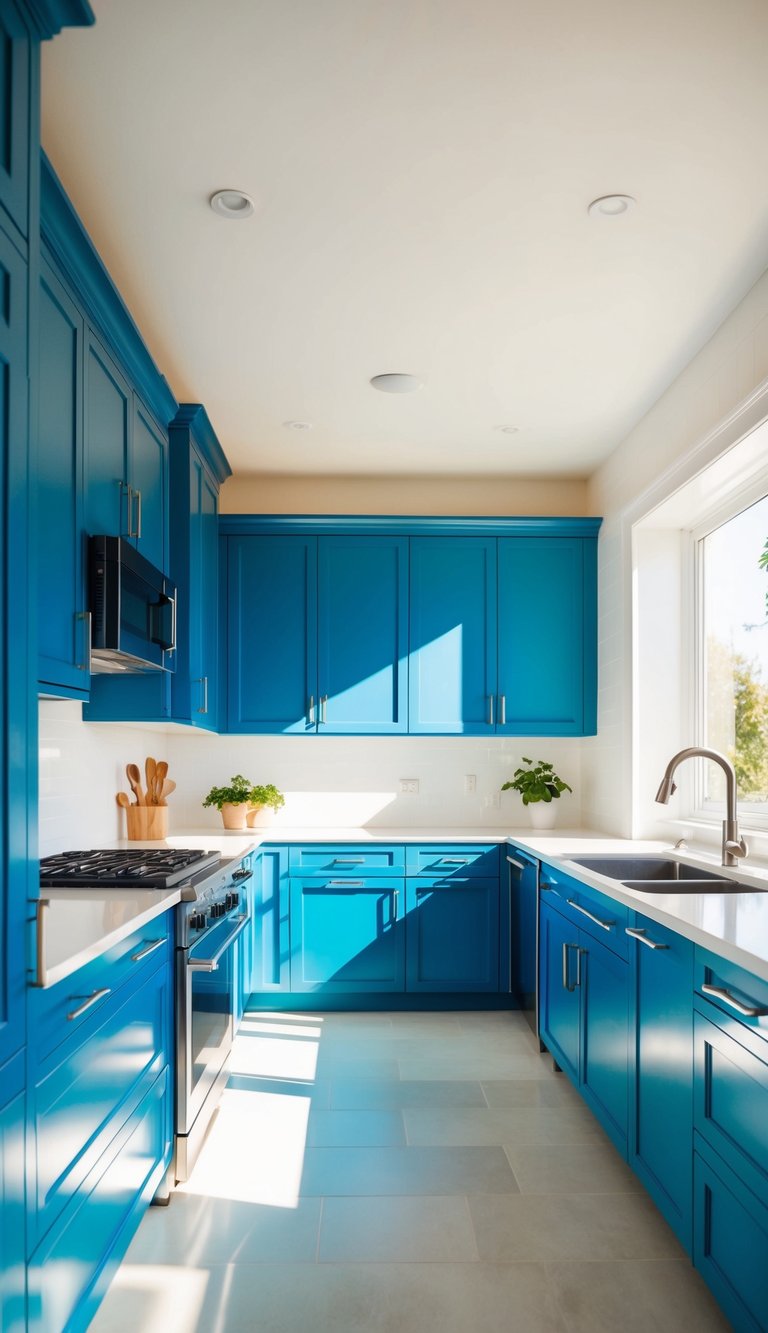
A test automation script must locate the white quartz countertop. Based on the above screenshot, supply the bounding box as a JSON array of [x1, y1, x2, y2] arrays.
[[37, 886, 180, 988]]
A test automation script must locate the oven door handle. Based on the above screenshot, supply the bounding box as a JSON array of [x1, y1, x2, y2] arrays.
[[187, 914, 248, 972]]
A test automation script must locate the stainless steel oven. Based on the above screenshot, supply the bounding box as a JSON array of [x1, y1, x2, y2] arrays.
[[175, 861, 251, 1182]]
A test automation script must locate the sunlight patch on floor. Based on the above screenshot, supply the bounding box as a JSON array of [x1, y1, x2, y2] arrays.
[[95, 1264, 210, 1333], [229, 1029, 320, 1082]]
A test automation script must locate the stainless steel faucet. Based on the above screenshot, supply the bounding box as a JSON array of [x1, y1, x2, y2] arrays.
[[655, 747, 748, 867]]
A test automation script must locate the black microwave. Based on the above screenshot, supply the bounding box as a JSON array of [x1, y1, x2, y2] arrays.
[[88, 536, 177, 674]]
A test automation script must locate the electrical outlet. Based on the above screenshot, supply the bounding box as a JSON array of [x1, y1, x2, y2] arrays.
[[464, 774, 477, 794], [399, 778, 419, 794], [482, 792, 500, 809]]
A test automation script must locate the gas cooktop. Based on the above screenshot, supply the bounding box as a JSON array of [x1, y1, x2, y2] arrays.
[[39, 847, 221, 890]]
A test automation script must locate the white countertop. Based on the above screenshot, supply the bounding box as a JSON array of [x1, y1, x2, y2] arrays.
[[38, 886, 180, 988]]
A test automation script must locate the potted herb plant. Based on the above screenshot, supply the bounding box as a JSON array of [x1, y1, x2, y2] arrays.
[[246, 783, 286, 828], [202, 774, 256, 830], [501, 757, 572, 829]]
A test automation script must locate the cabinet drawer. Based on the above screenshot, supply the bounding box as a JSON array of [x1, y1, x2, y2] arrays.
[[405, 844, 500, 877], [29, 956, 171, 1252], [694, 1136, 768, 1333], [693, 1004, 768, 1194], [30, 917, 171, 1063], [538, 865, 628, 958], [28, 1066, 171, 1333], [288, 845, 404, 875], [695, 947, 768, 1045]]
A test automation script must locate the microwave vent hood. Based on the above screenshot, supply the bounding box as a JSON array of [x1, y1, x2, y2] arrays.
[[89, 535, 177, 675]]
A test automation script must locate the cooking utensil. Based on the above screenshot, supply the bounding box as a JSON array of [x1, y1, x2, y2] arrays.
[[158, 779, 176, 805], [116, 792, 131, 810], [145, 757, 157, 803], [126, 763, 145, 805], [154, 760, 168, 802]]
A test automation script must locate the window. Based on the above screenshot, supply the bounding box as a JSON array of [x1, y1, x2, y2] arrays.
[[697, 492, 768, 818]]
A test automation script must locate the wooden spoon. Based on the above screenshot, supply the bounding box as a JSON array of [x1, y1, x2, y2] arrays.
[[126, 763, 145, 806], [154, 760, 168, 805], [145, 757, 157, 805], [116, 792, 131, 810], [158, 779, 176, 805]]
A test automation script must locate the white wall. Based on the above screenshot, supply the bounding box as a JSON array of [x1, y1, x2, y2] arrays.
[[38, 701, 583, 851]]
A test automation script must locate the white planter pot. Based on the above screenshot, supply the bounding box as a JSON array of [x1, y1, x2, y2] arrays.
[[527, 800, 558, 830]]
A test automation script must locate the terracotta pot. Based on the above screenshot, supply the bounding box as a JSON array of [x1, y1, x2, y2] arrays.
[[220, 802, 249, 830]]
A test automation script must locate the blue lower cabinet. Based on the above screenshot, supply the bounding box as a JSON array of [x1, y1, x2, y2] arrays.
[[539, 898, 580, 1083], [580, 931, 629, 1154], [694, 1136, 768, 1333], [250, 847, 290, 993], [289, 877, 405, 993], [506, 847, 538, 1006], [693, 1001, 768, 1208], [0, 1053, 25, 1333], [628, 915, 694, 1252], [405, 877, 500, 992]]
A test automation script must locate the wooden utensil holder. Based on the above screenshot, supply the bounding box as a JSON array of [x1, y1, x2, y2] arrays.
[[125, 805, 169, 841]]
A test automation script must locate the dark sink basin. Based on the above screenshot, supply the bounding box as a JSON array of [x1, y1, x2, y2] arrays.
[[570, 856, 726, 881], [621, 878, 746, 895]]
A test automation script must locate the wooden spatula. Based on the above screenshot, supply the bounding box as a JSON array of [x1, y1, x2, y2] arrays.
[[126, 763, 145, 805], [158, 779, 176, 805], [145, 757, 157, 805]]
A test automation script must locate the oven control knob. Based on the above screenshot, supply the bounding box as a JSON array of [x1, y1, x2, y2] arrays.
[[190, 912, 204, 931], [233, 867, 250, 880], [213, 902, 226, 918]]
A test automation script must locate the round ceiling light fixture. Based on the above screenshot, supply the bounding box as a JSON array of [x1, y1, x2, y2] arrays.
[[283, 420, 312, 431], [588, 194, 636, 218], [495, 424, 519, 435], [209, 189, 256, 219], [370, 373, 424, 394]]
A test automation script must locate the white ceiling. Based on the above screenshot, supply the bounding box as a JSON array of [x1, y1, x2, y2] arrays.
[[42, 0, 768, 477]]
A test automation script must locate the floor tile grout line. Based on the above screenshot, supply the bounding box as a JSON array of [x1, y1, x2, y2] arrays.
[[315, 1196, 324, 1265]]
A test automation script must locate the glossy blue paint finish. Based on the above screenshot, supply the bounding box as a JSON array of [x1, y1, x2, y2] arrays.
[[226, 534, 318, 732], [37, 256, 87, 691], [289, 876, 405, 992], [538, 863, 629, 958], [131, 397, 167, 571], [579, 932, 629, 1155], [695, 946, 768, 1045], [0, 2, 30, 244], [0, 1054, 25, 1333], [538, 898, 580, 1083], [220, 515, 603, 539], [250, 847, 290, 992], [409, 537, 497, 734], [693, 1003, 768, 1201], [83, 328, 131, 542], [405, 844, 500, 878], [318, 534, 408, 733], [628, 913, 694, 1253], [694, 1136, 768, 1333], [289, 845, 405, 875], [497, 537, 593, 735], [405, 877, 500, 992]]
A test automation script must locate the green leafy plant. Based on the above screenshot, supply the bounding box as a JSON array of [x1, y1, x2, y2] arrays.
[[202, 774, 255, 810], [501, 757, 572, 805], [249, 783, 285, 813]]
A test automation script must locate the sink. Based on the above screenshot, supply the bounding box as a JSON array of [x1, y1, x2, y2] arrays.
[[621, 878, 748, 895], [570, 856, 727, 881]]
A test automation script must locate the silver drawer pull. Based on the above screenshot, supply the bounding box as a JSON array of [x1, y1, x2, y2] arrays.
[[499, 693, 506, 726], [488, 695, 494, 726], [701, 983, 768, 1018], [131, 938, 165, 963], [334, 858, 365, 864], [440, 858, 470, 864], [540, 880, 555, 892], [67, 988, 111, 1021], [625, 927, 668, 951], [327, 879, 365, 886], [567, 898, 615, 931], [392, 888, 399, 922], [188, 915, 248, 972], [506, 856, 526, 871]]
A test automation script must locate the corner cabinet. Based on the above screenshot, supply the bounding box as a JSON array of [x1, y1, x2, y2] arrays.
[[221, 517, 601, 737]]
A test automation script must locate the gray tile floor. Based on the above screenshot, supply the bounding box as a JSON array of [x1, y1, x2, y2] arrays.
[[91, 1011, 730, 1332]]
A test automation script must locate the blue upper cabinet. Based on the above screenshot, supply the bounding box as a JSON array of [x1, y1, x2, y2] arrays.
[[38, 257, 88, 692], [318, 534, 408, 733], [0, 1, 31, 244], [83, 330, 131, 544], [227, 534, 318, 732], [409, 537, 497, 734], [498, 536, 595, 735], [131, 398, 168, 572]]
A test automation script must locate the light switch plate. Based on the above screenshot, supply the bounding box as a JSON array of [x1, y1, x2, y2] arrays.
[[399, 778, 419, 794]]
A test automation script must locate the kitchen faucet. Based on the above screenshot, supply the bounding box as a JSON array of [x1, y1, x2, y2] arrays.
[[655, 747, 748, 868]]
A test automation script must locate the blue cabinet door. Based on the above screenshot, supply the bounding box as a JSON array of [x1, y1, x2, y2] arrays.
[[130, 398, 167, 572], [0, 2, 30, 242], [0, 1055, 25, 1333], [409, 537, 497, 734], [405, 877, 500, 992], [289, 877, 405, 992], [318, 535, 408, 733], [37, 258, 88, 691], [580, 933, 629, 1155], [628, 915, 693, 1252], [694, 1137, 768, 1333], [83, 331, 131, 542], [250, 847, 290, 992], [507, 847, 538, 1006], [226, 535, 318, 732], [539, 899, 580, 1083], [195, 459, 219, 728], [498, 536, 594, 735]]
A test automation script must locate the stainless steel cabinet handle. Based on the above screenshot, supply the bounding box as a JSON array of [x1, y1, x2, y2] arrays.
[[327, 879, 365, 886], [566, 898, 615, 931], [440, 858, 470, 865], [562, 941, 576, 991], [392, 888, 399, 922], [506, 856, 526, 871], [133, 488, 142, 540], [308, 695, 315, 725], [76, 610, 92, 673], [625, 926, 668, 951], [121, 481, 134, 537], [335, 858, 365, 864], [169, 592, 177, 654], [67, 987, 111, 1021], [499, 694, 506, 725], [320, 695, 328, 723], [35, 898, 50, 988], [196, 676, 209, 714], [131, 937, 166, 963], [701, 983, 768, 1018], [488, 695, 494, 726], [187, 915, 248, 972]]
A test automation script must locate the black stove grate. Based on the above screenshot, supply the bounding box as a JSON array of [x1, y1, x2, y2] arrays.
[[40, 847, 221, 889]]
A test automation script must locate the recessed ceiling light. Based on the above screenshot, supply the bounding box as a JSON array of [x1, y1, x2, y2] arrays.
[[588, 194, 636, 218], [283, 420, 312, 431], [209, 189, 256, 219], [495, 424, 519, 435], [370, 373, 424, 394]]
